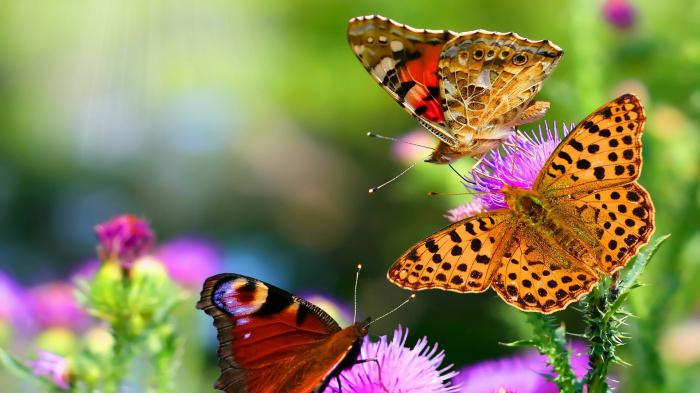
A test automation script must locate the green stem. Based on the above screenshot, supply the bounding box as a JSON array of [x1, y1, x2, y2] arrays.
[[583, 277, 616, 393], [103, 324, 135, 393], [526, 313, 581, 393]]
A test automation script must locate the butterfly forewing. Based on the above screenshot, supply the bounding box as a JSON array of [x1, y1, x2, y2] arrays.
[[197, 274, 363, 393], [439, 31, 562, 136], [388, 211, 515, 292], [535, 94, 646, 197], [491, 228, 598, 314], [348, 15, 458, 145]]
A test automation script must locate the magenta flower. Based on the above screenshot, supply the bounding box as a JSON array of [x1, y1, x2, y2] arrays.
[[0, 270, 29, 328], [455, 122, 571, 214], [94, 214, 154, 266], [29, 351, 71, 390], [446, 198, 486, 223], [603, 0, 636, 30], [157, 237, 222, 289], [454, 342, 588, 393], [27, 282, 89, 331], [324, 326, 458, 393]]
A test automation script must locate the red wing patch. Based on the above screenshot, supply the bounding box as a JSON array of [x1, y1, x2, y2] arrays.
[[348, 15, 457, 145]]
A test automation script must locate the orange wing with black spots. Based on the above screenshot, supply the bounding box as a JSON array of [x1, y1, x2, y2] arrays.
[[491, 228, 598, 314], [535, 94, 646, 196], [388, 211, 516, 293], [387, 94, 655, 314], [564, 183, 654, 274], [348, 15, 458, 145]]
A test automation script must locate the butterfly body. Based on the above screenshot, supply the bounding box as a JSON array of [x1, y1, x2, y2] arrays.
[[348, 15, 562, 163], [197, 273, 368, 393], [388, 94, 655, 313]]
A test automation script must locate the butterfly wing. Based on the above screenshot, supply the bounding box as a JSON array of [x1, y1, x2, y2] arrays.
[[439, 31, 562, 138], [564, 183, 655, 274], [388, 211, 516, 292], [491, 227, 599, 313], [197, 274, 355, 393], [348, 15, 458, 146], [534, 94, 646, 197]]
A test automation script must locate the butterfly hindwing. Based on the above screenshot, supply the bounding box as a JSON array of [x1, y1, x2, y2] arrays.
[[197, 274, 363, 393], [535, 94, 646, 197], [348, 15, 458, 145], [565, 183, 655, 274], [388, 211, 515, 292], [491, 228, 599, 313], [439, 31, 562, 137]]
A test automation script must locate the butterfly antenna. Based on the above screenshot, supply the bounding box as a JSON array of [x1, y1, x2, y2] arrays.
[[448, 163, 470, 183], [366, 131, 434, 150], [368, 163, 416, 194], [353, 264, 362, 324], [366, 293, 416, 327]]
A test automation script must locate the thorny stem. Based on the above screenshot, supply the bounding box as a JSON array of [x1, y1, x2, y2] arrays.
[[526, 313, 581, 393], [583, 275, 619, 393]]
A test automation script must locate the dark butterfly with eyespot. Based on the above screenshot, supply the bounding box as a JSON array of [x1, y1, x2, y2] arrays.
[[197, 273, 370, 393]]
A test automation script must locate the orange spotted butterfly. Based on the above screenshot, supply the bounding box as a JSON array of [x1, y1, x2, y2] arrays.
[[348, 15, 562, 164], [387, 94, 655, 313], [197, 273, 369, 393]]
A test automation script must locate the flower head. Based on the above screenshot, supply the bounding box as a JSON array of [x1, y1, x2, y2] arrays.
[[324, 326, 458, 393], [94, 214, 154, 266], [454, 342, 588, 393], [27, 281, 89, 331], [459, 122, 571, 213], [157, 237, 222, 289], [29, 351, 71, 390], [603, 0, 636, 30]]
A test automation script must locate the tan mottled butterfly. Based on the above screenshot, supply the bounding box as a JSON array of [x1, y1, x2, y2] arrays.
[[388, 94, 655, 313], [348, 15, 562, 164]]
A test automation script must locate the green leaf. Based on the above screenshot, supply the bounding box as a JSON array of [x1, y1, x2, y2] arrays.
[[618, 234, 671, 295]]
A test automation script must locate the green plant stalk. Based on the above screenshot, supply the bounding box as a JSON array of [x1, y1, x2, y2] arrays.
[[525, 313, 581, 393], [582, 277, 617, 393], [583, 235, 670, 393], [570, 0, 605, 112]]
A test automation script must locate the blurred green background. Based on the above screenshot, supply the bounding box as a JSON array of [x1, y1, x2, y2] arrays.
[[1, 0, 699, 392]]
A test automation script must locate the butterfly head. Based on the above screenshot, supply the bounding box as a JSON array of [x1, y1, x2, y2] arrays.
[[356, 317, 372, 336]]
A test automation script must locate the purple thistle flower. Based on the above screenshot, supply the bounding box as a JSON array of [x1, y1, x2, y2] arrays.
[[459, 122, 571, 213], [27, 282, 89, 331], [94, 214, 154, 267], [324, 326, 458, 393], [157, 237, 222, 289], [603, 0, 636, 30], [446, 198, 486, 223], [454, 342, 589, 393], [29, 351, 71, 390]]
